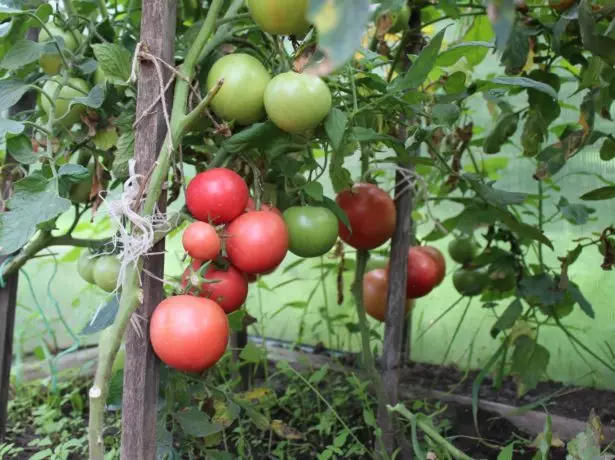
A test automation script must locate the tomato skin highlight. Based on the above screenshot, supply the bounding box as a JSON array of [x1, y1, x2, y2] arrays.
[[150, 295, 229, 372], [264, 71, 332, 134], [363, 268, 414, 322], [405, 247, 440, 299], [417, 246, 446, 285], [182, 260, 248, 314], [336, 183, 396, 250], [182, 222, 221, 261], [283, 206, 339, 258], [226, 211, 289, 274], [186, 168, 249, 224]]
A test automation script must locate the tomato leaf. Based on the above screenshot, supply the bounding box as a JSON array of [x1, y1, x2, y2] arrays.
[[175, 407, 223, 438], [80, 294, 120, 335], [0, 39, 43, 70], [6, 133, 37, 164], [0, 78, 28, 111], [324, 108, 348, 150], [239, 342, 265, 364], [112, 131, 135, 179], [70, 84, 105, 110], [490, 298, 523, 338], [555, 197, 595, 225], [303, 181, 324, 202], [322, 196, 350, 231], [580, 186, 615, 201], [227, 309, 246, 332], [511, 335, 550, 395], [91, 43, 132, 84], [0, 117, 24, 137]]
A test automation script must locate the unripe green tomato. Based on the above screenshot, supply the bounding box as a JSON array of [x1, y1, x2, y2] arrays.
[[247, 0, 310, 36], [264, 72, 332, 134], [38, 23, 82, 75], [41, 77, 91, 127], [283, 206, 339, 258], [92, 255, 121, 292], [77, 251, 96, 284], [448, 237, 478, 264], [206, 53, 271, 125], [388, 5, 411, 33], [453, 268, 489, 297]]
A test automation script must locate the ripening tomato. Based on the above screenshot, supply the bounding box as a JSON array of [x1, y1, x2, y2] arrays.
[[182, 222, 221, 261], [186, 168, 249, 224], [41, 77, 90, 127], [363, 268, 415, 322], [417, 246, 446, 285], [247, 0, 311, 36], [150, 295, 229, 372], [264, 72, 332, 134], [182, 260, 248, 314], [245, 197, 282, 216], [206, 53, 271, 125], [406, 247, 441, 299], [226, 211, 289, 274], [336, 183, 396, 250]]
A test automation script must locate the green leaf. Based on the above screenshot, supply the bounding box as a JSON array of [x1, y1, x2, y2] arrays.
[[6, 134, 36, 164], [324, 108, 348, 150], [492, 0, 516, 52], [239, 342, 265, 364], [58, 163, 89, 182], [175, 407, 223, 438], [107, 369, 123, 407], [497, 443, 515, 460], [92, 127, 118, 150], [0, 78, 28, 111], [489, 77, 558, 100], [431, 103, 460, 126], [500, 22, 530, 74], [580, 186, 615, 201], [555, 197, 595, 225], [70, 84, 105, 109], [600, 137, 615, 161], [77, 58, 98, 75], [498, 210, 553, 249], [306, 0, 371, 75], [466, 176, 529, 206], [322, 196, 350, 231], [511, 335, 550, 395], [80, 294, 120, 335], [490, 299, 523, 338], [303, 181, 324, 202], [0, 39, 42, 70], [91, 43, 132, 84], [567, 284, 594, 319], [0, 118, 24, 137], [221, 121, 288, 155], [112, 131, 135, 179], [391, 29, 446, 92], [227, 309, 246, 332], [0, 177, 71, 255], [438, 40, 494, 67]]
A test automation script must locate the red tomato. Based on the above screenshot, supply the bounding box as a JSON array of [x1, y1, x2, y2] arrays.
[[336, 183, 396, 250], [245, 197, 282, 216], [150, 295, 229, 372], [417, 246, 446, 285], [182, 260, 249, 314], [182, 222, 221, 261], [406, 247, 440, 299], [226, 211, 289, 274], [186, 168, 249, 224], [363, 268, 414, 322]]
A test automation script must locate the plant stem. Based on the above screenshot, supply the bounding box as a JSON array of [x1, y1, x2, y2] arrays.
[[95, 0, 109, 19], [1, 231, 52, 278], [537, 181, 544, 271], [63, 0, 77, 15]]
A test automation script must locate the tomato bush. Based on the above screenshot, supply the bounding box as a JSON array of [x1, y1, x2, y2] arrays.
[[150, 295, 229, 372]]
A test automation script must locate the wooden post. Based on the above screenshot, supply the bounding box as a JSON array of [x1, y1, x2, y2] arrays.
[[120, 2, 176, 459], [378, 4, 422, 455], [0, 29, 39, 440]]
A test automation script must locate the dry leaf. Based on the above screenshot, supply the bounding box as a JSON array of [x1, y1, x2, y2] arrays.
[[271, 420, 303, 440]]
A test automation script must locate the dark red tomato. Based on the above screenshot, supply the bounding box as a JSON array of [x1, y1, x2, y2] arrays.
[[336, 183, 396, 250], [186, 168, 249, 224], [150, 295, 229, 372], [363, 268, 414, 322], [417, 246, 446, 285], [182, 221, 221, 261], [245, 197, 282, 216], [226, 211, 289, 274], [182, 260, 248, 314], [406, 247, 440, 299]]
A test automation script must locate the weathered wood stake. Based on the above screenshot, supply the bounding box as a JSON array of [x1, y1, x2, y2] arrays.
[[120, 2, 177, 459]]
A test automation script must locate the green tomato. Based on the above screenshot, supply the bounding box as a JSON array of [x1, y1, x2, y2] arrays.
[[41, 77, 91, 127], [206, 53, 271, 126], [448, 237, 478, 265], [38, 23, 82, 75], [453, 268, 488, 297], [487, 263, 517, 292], [264, 71, 332, 134], [92, 255, 121, 292], [77, 251, 96, 284], [247, 0, 310, 36], [388, 5, 411, 33], [283, 206, 339, 258]]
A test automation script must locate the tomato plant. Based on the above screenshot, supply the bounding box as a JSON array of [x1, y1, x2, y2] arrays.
[[226, 210, 289, 274], [186, 168, 249, 224], [182, 222, 221, 261], [264, 71, 332, 133], [182, 260, 248, 314], [336, 183, 396, 250], [150, 295, 229, 372], [363, 268, 414, 322], [283, 206, 339, 258]]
